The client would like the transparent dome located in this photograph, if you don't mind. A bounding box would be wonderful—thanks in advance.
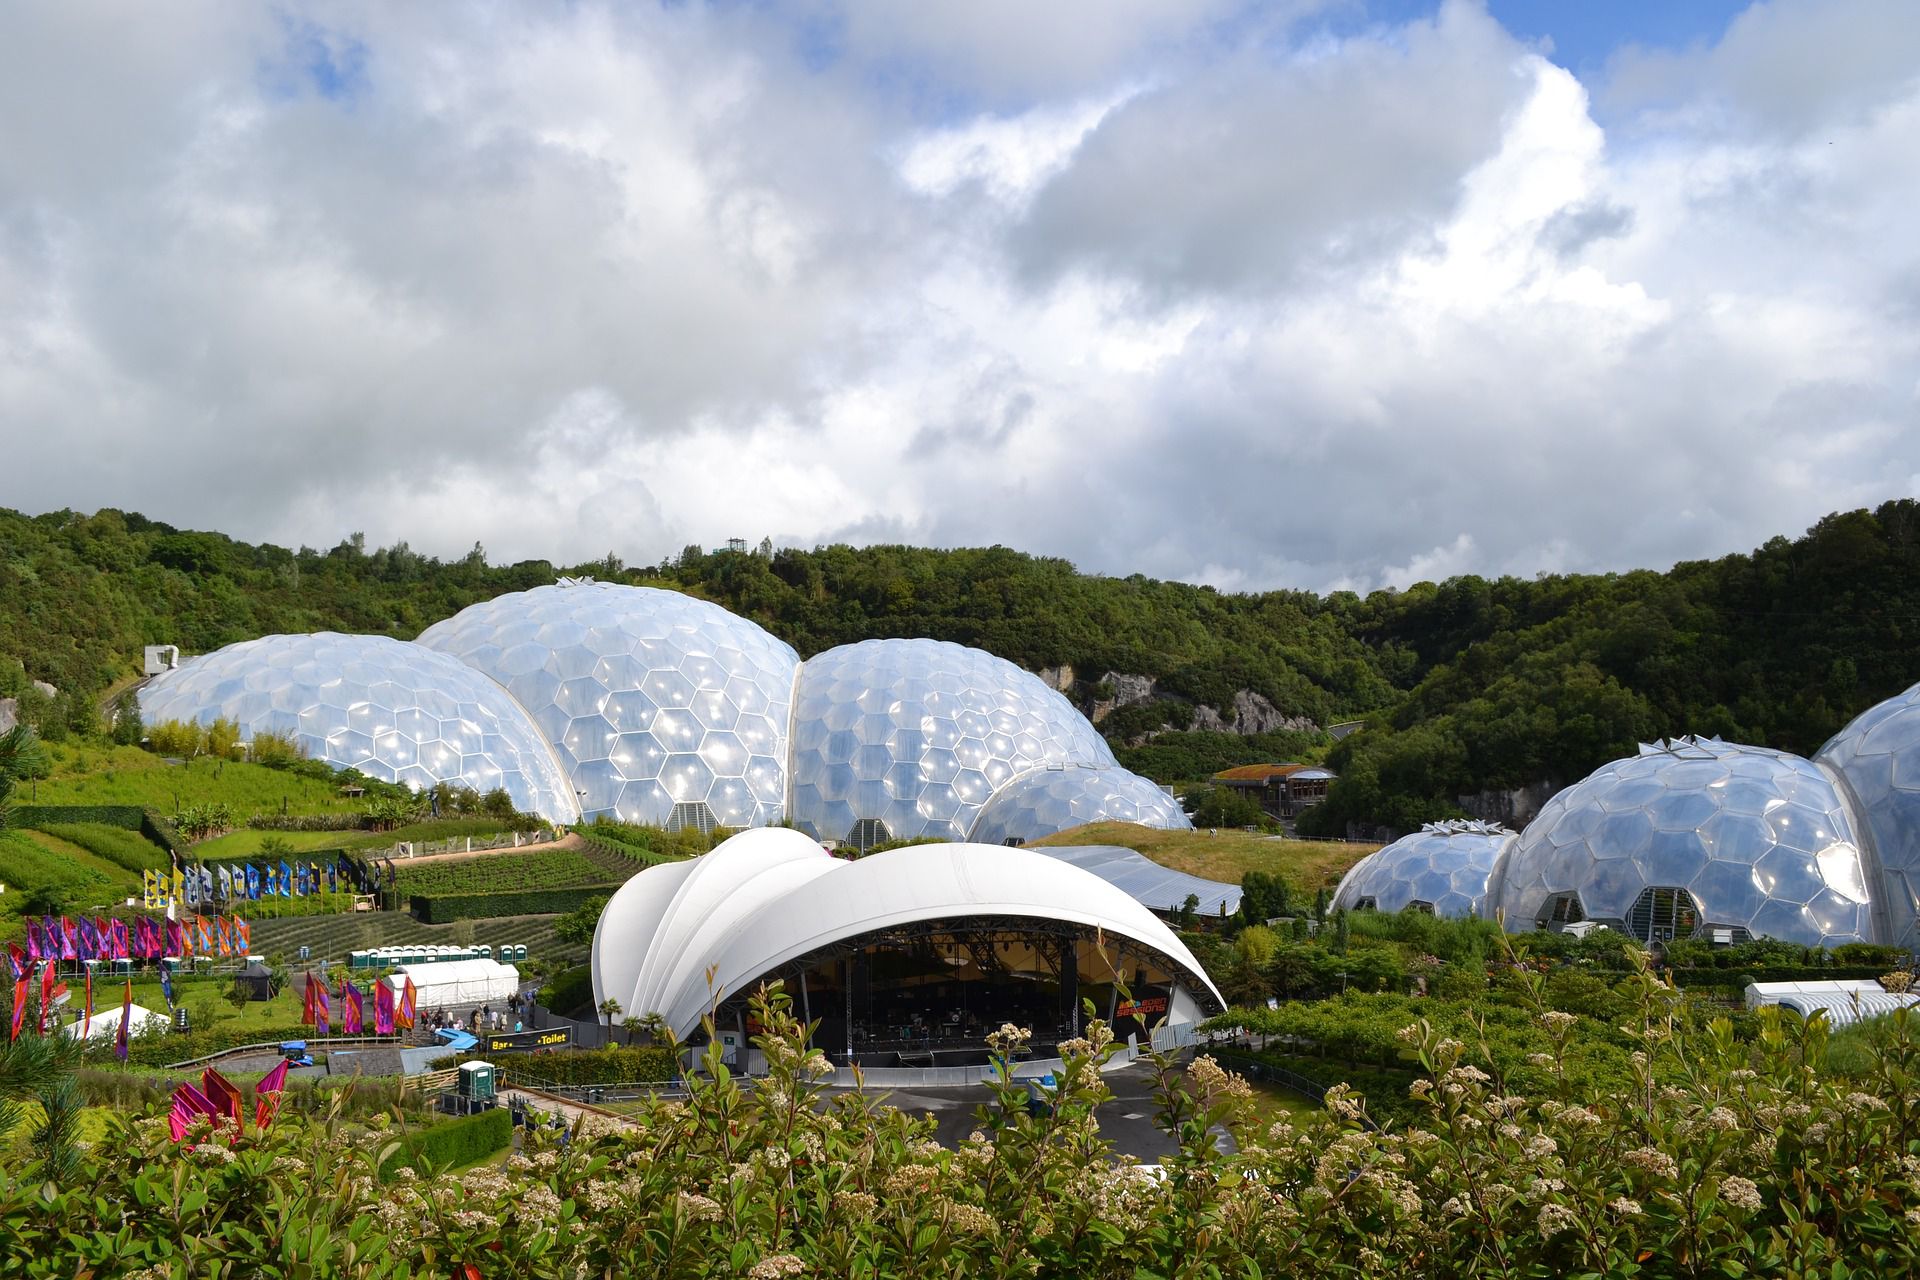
[1331,820,1513,919]
[788,638,1117,845]
[1816,682,1920,950]
[416,581,799,828]
[139,633,579,823]
[1486,737,1876,947]
[967,764,1192,846]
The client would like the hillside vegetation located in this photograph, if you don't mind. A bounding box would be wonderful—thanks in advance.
[6,501,1920,832]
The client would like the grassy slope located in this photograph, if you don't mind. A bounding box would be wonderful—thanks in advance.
[1032,822,1376,891]
[0,830,142,914]
[29,744,364,815]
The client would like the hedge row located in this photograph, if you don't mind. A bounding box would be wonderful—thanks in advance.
[537,966,593,1019]
[409,884,622,924]
[100,1023,316,1068]
[37,822,170,872]
[11,804,181,856]
[247,814,377,832]
[378,1108,514,1180]
[505,1046,678,1087]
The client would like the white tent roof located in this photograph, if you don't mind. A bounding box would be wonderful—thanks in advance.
[592,827,1225,1037]
[62,1002,168,1040]
[384,958,520,1007]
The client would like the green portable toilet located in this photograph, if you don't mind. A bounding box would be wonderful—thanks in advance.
[512,945,528,962]
[457,1061,497,1101]
[348,951,368,970]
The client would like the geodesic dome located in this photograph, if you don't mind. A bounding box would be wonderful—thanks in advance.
[788,639,1117,845]
[1816,681,1920,950]
[967,764,1191,846]
[139,633,579,823]
[1485,737,1877,948]
[416,581,798,828]
[1331,819,1513,919]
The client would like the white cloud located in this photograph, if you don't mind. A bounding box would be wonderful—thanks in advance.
[0,0,1916,596]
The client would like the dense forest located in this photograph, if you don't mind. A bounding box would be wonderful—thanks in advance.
[3,501,1918,833]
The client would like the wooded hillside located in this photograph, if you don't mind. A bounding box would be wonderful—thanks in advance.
[4,501,1918,832]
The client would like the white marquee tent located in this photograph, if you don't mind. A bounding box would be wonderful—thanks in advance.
[381,958,519,1010]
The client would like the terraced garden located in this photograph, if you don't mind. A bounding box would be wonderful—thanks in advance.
[392,849,614,898]
[247,911,579,964]
[0,829,140,912]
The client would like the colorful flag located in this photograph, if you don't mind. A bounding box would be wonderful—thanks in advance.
[234,916,251,954]
[115,979,132,1061]
[216,917,231,957]
[38,960,55,1034]
[172,863,186,908]
[245,865,260,900]
[60,917,78,960]
[8,977,25,1041]
[341,980,363,1035]
[110,919,128,960]
[82,965,93,1039]
[255,1057,289,1130]
[200,866,213,902]
[396,976,417,1030]
[279,861,295,899]
[160,962,175,1010]
[313,978,331,1035]
[326,861,337,894]
[141,869,157,910]
[5,941,24,983]
[301,972,315,1026]
[374,980,395,1035]
[196,917,213,955]
[183,870,198,909]
[24,917,41,962]
[202,1068,245,1129]
[217,864,232,901]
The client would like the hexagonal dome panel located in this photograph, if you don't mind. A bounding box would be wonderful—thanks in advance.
[416,581,798,827]
[1816,680,1920,950]
[789,639,1117,843]
[967,764,1192,846]
[1487,737,1876,947]
[140,633,579,824]
[1332,820,1513,919]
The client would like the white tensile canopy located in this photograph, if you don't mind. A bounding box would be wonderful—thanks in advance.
[591,827,1225,1039]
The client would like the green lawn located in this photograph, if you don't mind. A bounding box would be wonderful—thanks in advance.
[1034,822,1376,891]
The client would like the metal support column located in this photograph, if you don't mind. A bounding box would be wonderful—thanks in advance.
[1062,937,1079,1037]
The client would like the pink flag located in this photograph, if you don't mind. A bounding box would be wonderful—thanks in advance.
[341,980,364,1035]
[374,980,395,1036]
[255,1057,290,1130]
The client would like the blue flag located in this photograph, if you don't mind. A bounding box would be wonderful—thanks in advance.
[326,861,337,893]
[279,861,294,898]
[246,865,261,900]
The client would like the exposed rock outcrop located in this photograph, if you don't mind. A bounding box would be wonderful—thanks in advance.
[1456,781,1559,828]
[1189,690,1318,737]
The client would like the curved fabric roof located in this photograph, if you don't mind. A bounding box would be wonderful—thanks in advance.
[1028,844,1239,917]
[592,827,1224,1037]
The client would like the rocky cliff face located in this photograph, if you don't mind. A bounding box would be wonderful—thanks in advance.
[1044,667,1318,740]
[1190,690,1318,736]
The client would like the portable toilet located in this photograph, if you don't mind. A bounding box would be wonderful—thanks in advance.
[475,945,492,959]
[457,1061,497,1101]
[349,950,370,971]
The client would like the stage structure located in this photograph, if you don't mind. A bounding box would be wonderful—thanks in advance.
[591,828,1224,1068]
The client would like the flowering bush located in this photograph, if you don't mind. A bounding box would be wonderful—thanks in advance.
[0,949,1915,1277]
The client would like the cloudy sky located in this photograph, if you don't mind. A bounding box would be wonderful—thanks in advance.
[2,1,1916,592]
